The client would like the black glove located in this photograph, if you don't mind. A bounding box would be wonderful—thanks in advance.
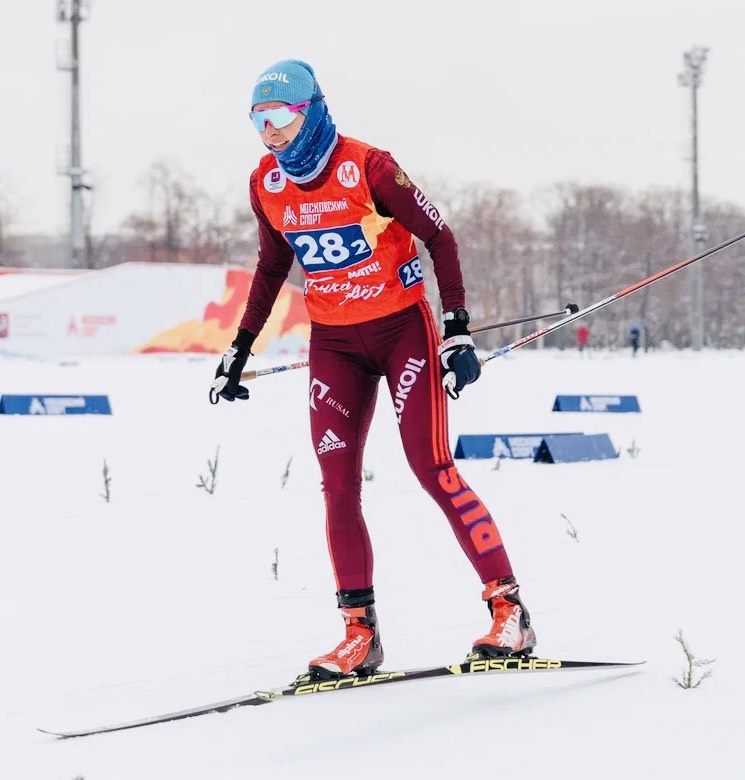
[438,310,481,400]
[209,329,256,405]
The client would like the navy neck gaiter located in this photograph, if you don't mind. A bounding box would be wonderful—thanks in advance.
[271,86,338,183]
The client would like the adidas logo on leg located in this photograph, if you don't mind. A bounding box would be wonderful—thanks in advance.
[317,429,347,454]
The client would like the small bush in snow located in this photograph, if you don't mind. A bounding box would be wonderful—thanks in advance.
[673,629,715,689]
[281,457,292,489]
[196,447,220,495]
[561,512,579,542]
[271,547,279,581]
[626,440,641,458]
[363,468,375,482]
[100,459,112,503]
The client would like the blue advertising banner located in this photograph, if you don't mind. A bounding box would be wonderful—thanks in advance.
[552,395,641,412]
[454,433,582,460]
[534,433,618,463]
[0,395,112,415]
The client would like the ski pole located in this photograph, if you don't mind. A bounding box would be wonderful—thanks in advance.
[471,303,578,334]
[237,306,579,382]
[482,229,745,363]
[211,360,310,404]
[240,360,309,382]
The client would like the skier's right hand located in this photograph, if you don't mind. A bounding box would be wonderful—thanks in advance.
[209,329,256,405]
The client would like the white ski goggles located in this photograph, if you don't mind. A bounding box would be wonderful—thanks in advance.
[250,96,323,132]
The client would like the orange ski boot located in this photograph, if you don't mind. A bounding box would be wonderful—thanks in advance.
[309,594,384,679]
[471,577,537,658]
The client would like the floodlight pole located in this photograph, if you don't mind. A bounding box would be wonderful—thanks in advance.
[57,0,88,268]
[678,47,709,351]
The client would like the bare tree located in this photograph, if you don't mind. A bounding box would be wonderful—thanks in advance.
[535,183,745,348]
[82,181,115,269]
[122,161,258,266]
[540,183,634,347]
[0,177,18,265]
[232,205,259,265]
[698,199,745,347]
[628,188,688,349]
[121,161,194,263]
[445,184,540,348]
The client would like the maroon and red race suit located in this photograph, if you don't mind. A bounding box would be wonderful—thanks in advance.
[240,136,514,589]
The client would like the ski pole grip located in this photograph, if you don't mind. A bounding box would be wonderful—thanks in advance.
[240,369,259,381]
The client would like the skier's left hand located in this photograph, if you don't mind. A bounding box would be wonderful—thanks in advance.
[439,308,481,400]
[439,334,481,399]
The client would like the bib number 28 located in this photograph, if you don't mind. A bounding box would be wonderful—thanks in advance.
[398,257,423,289]
[285,224,372,272]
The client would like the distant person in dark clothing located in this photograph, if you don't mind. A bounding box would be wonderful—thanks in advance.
[576,324,590,353]
[630,323,642,357]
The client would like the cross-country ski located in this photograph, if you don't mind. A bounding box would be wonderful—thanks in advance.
[38,657,645,738]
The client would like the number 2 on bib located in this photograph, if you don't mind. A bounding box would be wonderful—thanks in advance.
[285,224,373,273]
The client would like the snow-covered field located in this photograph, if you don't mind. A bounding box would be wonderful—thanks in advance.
[1,347,742,779]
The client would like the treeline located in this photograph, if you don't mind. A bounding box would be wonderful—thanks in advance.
[2,164,744,348]
[0,164,259,270]
[118,162,258,266]
[419,179,745,349]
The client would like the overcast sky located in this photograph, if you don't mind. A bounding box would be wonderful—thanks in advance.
[0,0,743,236]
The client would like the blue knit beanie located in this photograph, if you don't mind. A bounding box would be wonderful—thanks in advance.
[252,59,317,110]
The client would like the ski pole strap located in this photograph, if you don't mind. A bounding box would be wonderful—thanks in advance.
[470,303,578,334]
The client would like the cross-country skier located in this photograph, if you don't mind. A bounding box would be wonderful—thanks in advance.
[211,59,536,678]
[629,322,642,356]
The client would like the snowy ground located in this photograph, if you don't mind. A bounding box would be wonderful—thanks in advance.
[1,347,742,779]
